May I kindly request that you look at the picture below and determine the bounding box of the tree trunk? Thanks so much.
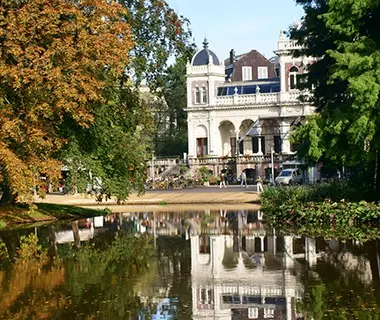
[47,225,58,260]
[0,184,17,206]
[0,232,20,262]
[72,220,81,248]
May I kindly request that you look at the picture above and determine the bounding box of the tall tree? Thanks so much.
[59,84,153,201]
[118,0,194,90]
[154,48,196,157]
[291,0,380,195]
[0,0,133,204]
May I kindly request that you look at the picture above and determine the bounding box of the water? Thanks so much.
[0,209,379,319]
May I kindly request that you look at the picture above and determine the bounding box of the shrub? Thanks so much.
[260,182,380,239]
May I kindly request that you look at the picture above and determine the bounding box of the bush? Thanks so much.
[208,176,218,185]
[260,181,380,239]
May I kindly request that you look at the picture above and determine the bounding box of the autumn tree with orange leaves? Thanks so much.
[0,0,133,204]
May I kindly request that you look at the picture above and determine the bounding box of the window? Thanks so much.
[274,135,281,153]
[196,138,208,157]
[195,88,201,103]
[230,137,237,156]
[289,66,300,90]
[239,139,244,155]
[264,308,275,318]
[242,66,252,81]
[261,136,266,154]
[201,87,207,103]
[252,137,259,153]
[258,66,268,79]
[248,308,259,319]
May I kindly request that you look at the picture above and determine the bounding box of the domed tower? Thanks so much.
[186,39,225,108]
[186,39,225,159]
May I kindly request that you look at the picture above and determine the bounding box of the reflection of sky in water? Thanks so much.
[0,209,379,319]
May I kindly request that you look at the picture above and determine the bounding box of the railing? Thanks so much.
[277,40,303,51]
[188,154,294,166]
[187,64,224,75]
[214,91,306,107]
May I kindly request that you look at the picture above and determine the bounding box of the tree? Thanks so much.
[291,0,380,195]
[156,48,196,157]
[0,0,133,204]
[59,85,153,201]
[146,48,196,158]
[118,0,194,90]
[59,1,195,200]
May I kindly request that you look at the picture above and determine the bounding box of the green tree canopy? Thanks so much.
[291,0,380,194]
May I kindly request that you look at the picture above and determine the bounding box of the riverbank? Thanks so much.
[261,182,380,240]
[0,187,260,228]
[0,203,108,229]
[35,186,260,206]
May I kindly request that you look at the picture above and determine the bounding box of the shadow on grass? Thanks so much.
[35,203,107,219]
[0,203,107,227]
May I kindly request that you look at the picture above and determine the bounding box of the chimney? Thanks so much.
[229,49,235,64]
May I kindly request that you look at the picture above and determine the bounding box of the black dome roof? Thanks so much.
[192,39,220,66]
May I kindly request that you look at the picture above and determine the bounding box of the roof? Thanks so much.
[191,38,220,66]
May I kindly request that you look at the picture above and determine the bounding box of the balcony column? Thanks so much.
[257,128,263,155]
[280,58,286,93]
[235,130,240,156]
[305,237,317,267]
[208,116,215,156]
[280,119,292,154]
[283,236,294,268]
[260,236,265,252]
[187,119,196,158]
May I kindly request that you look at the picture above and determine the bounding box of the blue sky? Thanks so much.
[167,0,305,60]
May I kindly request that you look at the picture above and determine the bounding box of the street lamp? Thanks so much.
[270,145,275,185]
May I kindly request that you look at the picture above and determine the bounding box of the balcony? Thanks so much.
[276,39,303,52]
[214,91,304,107]
[188,154,294,166]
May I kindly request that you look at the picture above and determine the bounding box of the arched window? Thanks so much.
[195,87,201,104]
[201,87,207,103]
[289,66,300,90]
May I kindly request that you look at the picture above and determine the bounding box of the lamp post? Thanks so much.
[271,145,275,185]
[151,151,155,190]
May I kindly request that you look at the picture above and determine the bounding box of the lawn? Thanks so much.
[0,203,107,228]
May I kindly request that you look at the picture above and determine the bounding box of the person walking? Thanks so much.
[240,171,247,188]
[256,176,264,193]
[219,173,227,188]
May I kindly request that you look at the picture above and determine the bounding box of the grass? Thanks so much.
[0,203,106,228]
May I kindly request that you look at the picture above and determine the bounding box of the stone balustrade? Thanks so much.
[188,154,293,166]
[214,91,306,107]
[277,39,303,51]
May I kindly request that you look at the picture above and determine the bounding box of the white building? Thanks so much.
[186,31,316,180]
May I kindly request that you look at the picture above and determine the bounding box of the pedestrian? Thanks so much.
[240,171,247,188]
[219,172,226,188]
[256,176,264,193]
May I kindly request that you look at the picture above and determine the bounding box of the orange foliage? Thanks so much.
[0,0,133,203]
[0,261,67,319]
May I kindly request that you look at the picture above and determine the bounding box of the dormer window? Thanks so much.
[242,66,252,81]
[289,66,300,90]
[258,66,268,79]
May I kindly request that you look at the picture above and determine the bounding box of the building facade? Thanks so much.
[186,31,316,180]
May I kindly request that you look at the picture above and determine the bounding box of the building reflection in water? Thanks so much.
[47,209,379,320]
[188,209,309,320]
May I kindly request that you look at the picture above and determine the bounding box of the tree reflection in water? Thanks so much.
[0,227,154,319]
[0,210,380,319]
[298,239,380,319]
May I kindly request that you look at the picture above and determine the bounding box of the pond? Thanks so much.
[0,208,379,319]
